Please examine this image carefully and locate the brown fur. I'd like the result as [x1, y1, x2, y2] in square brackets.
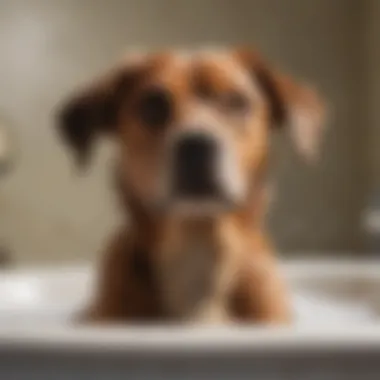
[58, 47, 325, 325]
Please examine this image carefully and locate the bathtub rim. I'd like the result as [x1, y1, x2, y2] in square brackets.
[1, 259, 380, 281]
[1, 325, 380, 354]
[1, 259, 380, 353]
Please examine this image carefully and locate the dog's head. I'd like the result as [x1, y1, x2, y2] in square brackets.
[57, 48, 325, 217]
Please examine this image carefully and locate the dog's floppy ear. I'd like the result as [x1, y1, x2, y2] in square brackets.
[57, 58, 145, 167]
[236, 48, 326, 161]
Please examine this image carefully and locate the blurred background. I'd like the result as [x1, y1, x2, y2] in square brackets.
[0, 0, 378, 265]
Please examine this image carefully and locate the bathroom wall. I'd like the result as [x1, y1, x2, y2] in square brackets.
[0, 0, 370, 264]
[368, 0, 380, 188]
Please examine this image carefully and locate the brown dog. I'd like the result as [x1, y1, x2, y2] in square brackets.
[57, 47, 325, 324]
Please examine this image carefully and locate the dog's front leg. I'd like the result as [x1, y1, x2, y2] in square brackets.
[78, 227, 160, 323]
[232, 234, 293, 324]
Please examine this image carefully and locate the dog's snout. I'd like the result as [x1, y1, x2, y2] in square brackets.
[173, 133, 218, 197]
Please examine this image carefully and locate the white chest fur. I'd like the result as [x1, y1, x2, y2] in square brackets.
[158, 234, 230, 323]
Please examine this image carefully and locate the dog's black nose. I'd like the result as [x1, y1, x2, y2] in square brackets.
[173, 133, 218, 197]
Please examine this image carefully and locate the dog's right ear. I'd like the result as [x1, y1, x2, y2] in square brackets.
[57, 58, 146, 168]
[235, 48, 326, 162]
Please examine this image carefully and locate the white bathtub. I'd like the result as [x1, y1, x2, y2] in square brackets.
[1, 260, 380, 379]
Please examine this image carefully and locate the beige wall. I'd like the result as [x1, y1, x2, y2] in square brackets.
[0, 0, 370, 264]
[369, 0, 380, 188]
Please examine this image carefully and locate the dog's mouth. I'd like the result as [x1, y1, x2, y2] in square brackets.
[158, 169, 242, 217]
[152, 171, 245, 218]
[152, 191, 241, 218]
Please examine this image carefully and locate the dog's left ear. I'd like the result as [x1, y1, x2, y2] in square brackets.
[236, 48, 326, 161]
[56, 58, 145, 168]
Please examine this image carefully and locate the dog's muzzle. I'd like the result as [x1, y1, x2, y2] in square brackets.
[165, 130, 244, 213]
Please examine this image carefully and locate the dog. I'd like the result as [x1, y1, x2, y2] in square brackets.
[57, 47, 325, 324]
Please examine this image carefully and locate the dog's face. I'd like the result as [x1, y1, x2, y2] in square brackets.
[58, 48, 325, 217]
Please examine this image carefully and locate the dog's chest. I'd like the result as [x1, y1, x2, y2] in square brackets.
[158, 234, 221, 319]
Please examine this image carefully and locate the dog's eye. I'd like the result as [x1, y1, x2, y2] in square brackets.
[223, 91, 250, 113]
[138, 88, 172, 129]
